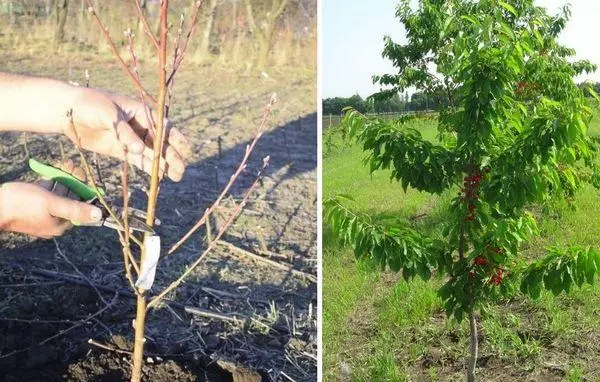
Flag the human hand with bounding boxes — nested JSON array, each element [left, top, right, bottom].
[[0, 74, 188, 181], [0, 161, 103, 239], [63, 87, 189, 182]]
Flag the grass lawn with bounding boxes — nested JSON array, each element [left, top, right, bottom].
[[323, 114, 600, 381]]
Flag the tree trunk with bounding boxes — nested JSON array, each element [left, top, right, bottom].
[[131, 295, 147, 382], [256, 29, 272, 71], [467, 311, 478, 382], [199, 0, 219, 58], [131, 2, 169, 381], [458, 169, 478, 382], [54, 0, 69, 46], [8, 1, 15, 26], [243, 0, 289, 71], [46, 0, 54, 16]]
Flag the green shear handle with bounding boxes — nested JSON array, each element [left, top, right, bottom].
[[28, 158, 105, 201], [29, 158, 157, 234]]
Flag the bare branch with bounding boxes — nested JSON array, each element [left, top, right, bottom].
[[88, 338, 133, 354], [143, 0, 170, 233], [67, 110, 144, 253], [167, 95, 276, 255], [166, 0, 203, 87], [166, 14, 186, 118], [217, 240, 316, 283], [0, 293, 118, 360], [53, 238, 110, 306], [148, 157, 270, 309], [126, 30, 156, 134], [243, 0, 263, 39], [133, 0, 159, 51], [274, 0, 290, 20], [121, 161, 140, 292], [84, 1, 157, 106]]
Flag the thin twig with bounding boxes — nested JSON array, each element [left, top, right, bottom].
[[280, 371, 297, 382], [216, 240, 316, 283], [166, 1, 203, 87], [148, 157, 270, 309], [30, 268, 137, 299], [121, 160, 131, 251], [205, 213, 213, 244], [85, 70, 104, 187], [167, 95, 276, 255], [127, 30, 156, 135], [0, 281, 63, 288], [84, 1, 157, 105], [166, 14, 186, 119], [133, 0, 159, 51], [67, 111, 144, 254], [121, 161, 139, 293], [0, 293, 118, 360], [0, 317, 75, 324], [59, 140, 66, 160], [53, 238, 109, 306], [88, 338, 133, 355], [183, 307, 243, 323]]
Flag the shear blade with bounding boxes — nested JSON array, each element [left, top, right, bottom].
[[120, 207, 161, 227], [104, 218, 155, 234], [128, 217, 156, 234]]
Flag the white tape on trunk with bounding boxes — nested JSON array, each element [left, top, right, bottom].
[[135, 235, 161, 290]]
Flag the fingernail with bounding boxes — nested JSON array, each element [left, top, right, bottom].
[[91, 207, 102, 222]]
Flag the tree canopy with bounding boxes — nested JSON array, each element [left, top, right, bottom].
[[325, 1, 600, 380]]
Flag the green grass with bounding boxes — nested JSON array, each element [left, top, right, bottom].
[[323, 114, 600, 381]]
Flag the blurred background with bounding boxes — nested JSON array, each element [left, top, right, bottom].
[[0, 0, 316, 72]]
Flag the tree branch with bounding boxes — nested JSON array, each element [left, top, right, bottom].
[[148, 157, 270, 309], [167, 95, 276, 255], [166, 1, 203, 87], [85, 1, 157, 106], [134, 0, 160, 51]]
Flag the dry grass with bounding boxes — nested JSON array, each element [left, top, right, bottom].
[[0, 1, 316, 72]]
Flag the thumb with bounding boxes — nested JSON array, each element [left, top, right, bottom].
[[48, 195, 103, 224]]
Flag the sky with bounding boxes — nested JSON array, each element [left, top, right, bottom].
[[323, 0, 600, 98]]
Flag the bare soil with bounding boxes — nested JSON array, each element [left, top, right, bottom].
[[0, 50, 316, 381]]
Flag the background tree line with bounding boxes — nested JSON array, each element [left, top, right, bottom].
[[322, 91, 442, 116], [324, 82, 600, 116], [0, 0, 316, 71]]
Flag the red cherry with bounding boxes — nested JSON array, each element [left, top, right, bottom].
[[488, 268, 505, 285], [468, 271, 475, 278], [474, 256, 488, 266]]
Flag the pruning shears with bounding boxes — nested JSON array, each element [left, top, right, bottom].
[[29, 158, 158, 234]]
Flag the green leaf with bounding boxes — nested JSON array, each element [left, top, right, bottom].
[[498, 1, 518, 17]]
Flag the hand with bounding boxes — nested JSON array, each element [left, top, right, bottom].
[[64, 87, 189, 182], [0, 161, 103, 239]]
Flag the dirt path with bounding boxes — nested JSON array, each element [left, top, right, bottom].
[[0, 51, 316, 381]]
